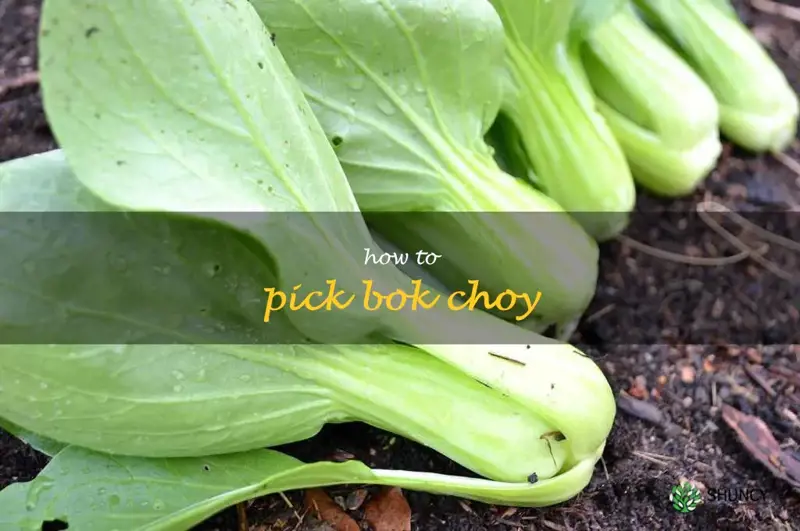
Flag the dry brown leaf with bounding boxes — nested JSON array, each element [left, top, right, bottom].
[[304, 489, 359, 531], [364, 487, 411, 531], [721, 405, 800, 492]]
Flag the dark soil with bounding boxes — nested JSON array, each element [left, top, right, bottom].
[[1, 1, 800, 530]]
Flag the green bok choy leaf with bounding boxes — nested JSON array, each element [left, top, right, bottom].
[[0, 149, 606, 513], [0, 0, 615, 514], [487, 0, 636, 241], [580, 4, 722, 196], [250, 0, 599, 330], [0, 442, 604, 531], [633, 0, 799, 153]]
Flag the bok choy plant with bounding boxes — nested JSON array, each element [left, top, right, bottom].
[[580, 3, 722, 196], [0, 0, 615, 525], [250, 0, 600, 331], [486, 0, 636, 241], [633, 0, 799, 153]]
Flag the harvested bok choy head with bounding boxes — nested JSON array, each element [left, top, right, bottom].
[[251, 0, 599, 330], [487, 0, 636, 241], [633, 0, 799, 153], [580, 4, 722, 197], [5, 0, 616, 514], [0, 152, 610, 512], [0, 151, 596, 494]]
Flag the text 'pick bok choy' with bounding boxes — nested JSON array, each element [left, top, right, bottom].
[[580, 3, 722, 197], [487, 0, 636, 241], [250, 0, 600, 332], [0, 0, 616, 523], [633, 0, 799, 153]]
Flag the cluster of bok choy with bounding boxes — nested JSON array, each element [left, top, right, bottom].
[[0, 0, 796, 529]]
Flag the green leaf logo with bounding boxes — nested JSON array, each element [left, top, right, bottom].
[[670, 482, 702, 513]]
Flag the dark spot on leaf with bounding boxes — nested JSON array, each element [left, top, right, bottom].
[[270, 32, 276, 45], [199, 307, 208, 314], [93, 113, 100, 119], [203, 464, 211, 471], [527, 472, 538, 484], [550, 383, 555, 390], [41, 29, 50, 37], [526, 345, 531, 349], [42, 520, 69, 531], [540, 430, 566, 442], [267, 186, 274, 193], [85, 27, 99, 38], [331, 136, 343, 147], [212, 264, 221, 273], [116, 160, 125, 166], [258, 61, 264, 69]]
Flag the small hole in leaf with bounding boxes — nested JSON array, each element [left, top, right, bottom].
[[331, 136, 343, 147], [42, 520, 69, 531], [203, 465, 211, 472]]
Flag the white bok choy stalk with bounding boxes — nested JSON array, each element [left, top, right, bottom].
[[580, 3, 722, 196], [486, 0, 636, 241], [632, 0, 799, 153], [250, 0, 600, 332], [0, 0, 615, 514]]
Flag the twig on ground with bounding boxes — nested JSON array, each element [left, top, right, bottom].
[[0, 70, 39, 101], [697, 201, 799, 283], [616, 234, 761, 266], [750, 0, 800, 22], [743, 364, 777, 397], [236, 503, 248, 531], [773, 151, 800, 190]]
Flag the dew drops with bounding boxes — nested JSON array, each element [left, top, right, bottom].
[[239, 374, 251, 383], [173, 384, 183, 393], [203, 262, 221, 277], [39, 382, 49, 390], [377, 100, 396, 115], [413, 80, 425, 93], [172, 370, 185, 381], [334, 56, 345, 69], [108, 254, 128, 272], [347, 75, 365, 91], [153, 265, 171, 275], [396, 82, 409, 96]]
